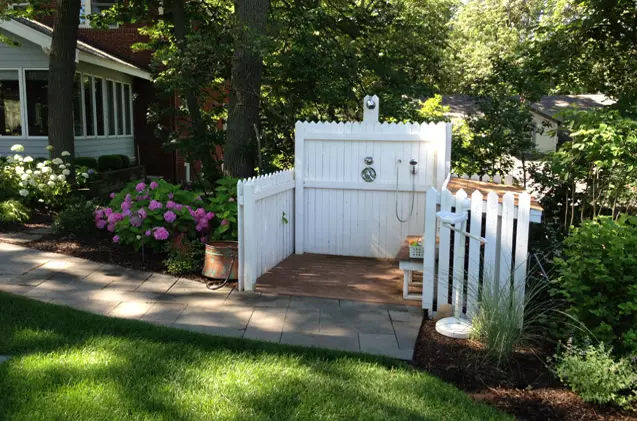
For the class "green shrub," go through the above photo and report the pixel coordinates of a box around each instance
[117,154,131,168]
[470,276,551,367]
[53,200,97,235]
[0,199,31,224]
[97,155,124,172]
[164,251,203,275]
[553,216,637,354]
[74,156,98,169]
[555,342,636,409]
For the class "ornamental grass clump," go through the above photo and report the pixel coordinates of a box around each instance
[470,272,552,368]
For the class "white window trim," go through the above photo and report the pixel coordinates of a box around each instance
[1,67,134,140]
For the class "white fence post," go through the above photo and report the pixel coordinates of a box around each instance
[499,193,515,300]
[242,179,257,291]
[294,122,304,254]
[237,180,245,291]
[422,186,438,312]
[514,192,531,322]
[436,189,453,310]
[452,189,468,318]
[483,192,499,295]
[466,189,483,318]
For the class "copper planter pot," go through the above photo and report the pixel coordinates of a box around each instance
[202,241,238,280]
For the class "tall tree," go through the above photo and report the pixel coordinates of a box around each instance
[447,0,559,92]
[47,0,82,161]
[224,0,270,178]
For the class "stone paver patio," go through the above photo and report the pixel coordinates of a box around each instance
[0,242,422,359]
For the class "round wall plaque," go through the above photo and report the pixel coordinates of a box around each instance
[361,167,377,182]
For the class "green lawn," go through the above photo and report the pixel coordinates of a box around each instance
[0,292,511,421]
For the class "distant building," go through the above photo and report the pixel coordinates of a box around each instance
[441,95,615,153]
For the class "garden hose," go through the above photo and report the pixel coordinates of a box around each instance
[205,254,236,291]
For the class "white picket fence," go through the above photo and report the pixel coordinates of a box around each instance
[237,170,295,291]
[451,173,515,185]
[421,186,532,318]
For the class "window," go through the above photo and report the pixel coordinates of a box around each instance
[2,69,132,139]
[115,82,123,135]
[80,0,118,25]
[83,75,95,136]
[0,70,21,136]
[94,77,105,136]
[73,74,84,137]
[25,70,48,136]
[106,80,115,135]
[123,84,132,135]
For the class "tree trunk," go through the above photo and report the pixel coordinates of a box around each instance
[47,0,81,165]
[224,0,269,178]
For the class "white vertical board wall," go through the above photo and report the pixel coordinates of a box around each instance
[295,120,451,258]
[238,170,295,291]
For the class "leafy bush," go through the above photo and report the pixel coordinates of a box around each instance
[0,144,77,207]
[0,199,31,224]
[553,216,637,354]
[555,342,636,409]
[470,276,551,367]
[97,155,124,172]
[117,154,131,168]
[53,200,98,235]
[94,177,237,255]
[163,238,204,275]
[74,157,98,169]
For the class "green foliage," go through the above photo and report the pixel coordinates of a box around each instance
[447,0,560,92]
[74,157,98,169]
[1,145,74,208]
[163,238,204,275]
[97,155,124,172]
[553,216,637,354]
[117,154,131,168]
[205,177,238,241]
[417,95,450,123]
[529,108,637,233]
[555,342,636,409]
[0,200,31,224]
[471,276,551,367]
[529,0,637,108]
[53,200,98,235]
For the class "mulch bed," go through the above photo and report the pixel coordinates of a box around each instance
[413,319,636,421]
[0,211,54,233]
[15,231,215,285]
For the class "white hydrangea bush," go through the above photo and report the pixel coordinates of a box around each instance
[0,144,86,206]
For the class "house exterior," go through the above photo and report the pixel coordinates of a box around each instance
[0,15,190,182]
[441,95,614,153]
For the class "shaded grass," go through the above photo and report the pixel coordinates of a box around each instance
[0,292,512,421]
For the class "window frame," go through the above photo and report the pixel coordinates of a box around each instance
[0,68,133,140]
[0,67,26,138]
[80,0,119,28]
[23,68,51,138]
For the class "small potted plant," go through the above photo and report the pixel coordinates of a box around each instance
[202,177,238,288]
[409,238,424,259]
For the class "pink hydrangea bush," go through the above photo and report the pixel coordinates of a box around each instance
[94,178,220,251]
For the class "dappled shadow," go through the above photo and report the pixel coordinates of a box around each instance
[0,291,509,421]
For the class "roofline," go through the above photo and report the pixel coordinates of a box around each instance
[530,107,561,123]
[0,19,151,80]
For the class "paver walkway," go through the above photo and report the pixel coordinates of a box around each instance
[0,242,421,359]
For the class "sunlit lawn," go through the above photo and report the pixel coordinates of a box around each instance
[0,292,512,421]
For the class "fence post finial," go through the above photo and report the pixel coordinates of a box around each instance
[363,95,379,124]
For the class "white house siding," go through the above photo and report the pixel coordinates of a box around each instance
[0,32,135,160]
[532,113,558,153]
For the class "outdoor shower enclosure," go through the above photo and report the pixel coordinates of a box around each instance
[237,96,540,319]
